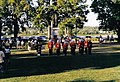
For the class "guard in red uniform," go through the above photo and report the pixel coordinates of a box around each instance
[55,40,61,56]
[78,39,81,54]
[84,39,88,54]
[88,40,92,55]
[70,40,76,55]
[80,39,84,55]
[48,39,53,55]
[78,39,84,55]
[62,41,68,56]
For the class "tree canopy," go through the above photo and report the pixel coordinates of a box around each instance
[32,0,89,36]
[0,0,89,39]
[91,0,120,42]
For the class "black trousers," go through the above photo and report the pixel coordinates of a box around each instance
[49,49,53,55]
[56,49,60,56]
[63,48,67,56]
[71,48,75,55]
[37,51,41,55]
[37,48,41,55]
[88,47,92,55]
[85,47,87,54]
[79,48,84,55]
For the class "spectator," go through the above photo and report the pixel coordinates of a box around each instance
[110,35,114,43]
[99,35,103,44]
[107,35,109,41]
[28,41,32,51]
[21,40,24,49]
[36,41,42,56]
[4,46,11,64]
[0,47,5,73]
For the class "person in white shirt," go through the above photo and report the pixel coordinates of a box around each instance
[4,46,11,64]
[0,47,5,73]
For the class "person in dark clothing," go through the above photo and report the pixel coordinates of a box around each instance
[0,47,5,73]
[62,41,68,56]
[4,46,11,64]
[70,40,76,55]
[88,40,92,55]
[80,39,84,55]
[36,41,42,56]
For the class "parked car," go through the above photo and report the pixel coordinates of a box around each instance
[37,36,48,42]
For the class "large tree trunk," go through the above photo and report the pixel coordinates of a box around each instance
[68,28,72,36]
[13,15,19,39]
[48,25,51,39]
[14,23,19,38]
[65,28,67,36]
[117,28,120,43]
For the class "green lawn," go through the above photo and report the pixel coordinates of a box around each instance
[0,43,120,82]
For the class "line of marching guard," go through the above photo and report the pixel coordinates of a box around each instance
[36,37,92,56]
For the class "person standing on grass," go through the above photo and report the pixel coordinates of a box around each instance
[36,41,42,56]
[9,39,12,49]
[88,39,92,55]
[16,39,20,49]
[110,35,114,43]
[4,45,11,64]
[21,40,24,49]
[48,39,53,55]
[80,39,84,55]
[107,35,109,41]
[70,40,76,55]
[28,40,32,51]
[84,39,88,54]
[77,39,81,54]
[55,40,61,56]
[62,40,68,56]
[0,47,5,73]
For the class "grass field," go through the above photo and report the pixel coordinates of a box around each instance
[0,43,120,82]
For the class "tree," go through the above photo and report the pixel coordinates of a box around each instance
[8,0,31,38]
[0,0,32,38]
[0,0,6,42]
[32,0,54,38]
[57,0,88,36]
[32,0,89,38]
[91,0,120,43]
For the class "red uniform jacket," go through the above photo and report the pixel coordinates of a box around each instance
[48,42,53,49]
[62,43,68,49]
[84,41,88,48]
[55,42,61,49]
[78,41,81,48]
[70,42,76,49]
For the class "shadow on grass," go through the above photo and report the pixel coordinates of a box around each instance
[101,80,116,82]
[1,51,120,79]
[71,79,95,82]
[71,79,115,82]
